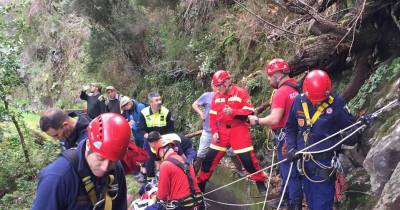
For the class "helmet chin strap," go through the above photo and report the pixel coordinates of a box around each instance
[273,73,287,89]
[220,81,231,93]
[161,145,174,160]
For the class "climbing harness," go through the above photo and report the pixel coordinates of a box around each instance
[298,152,338,183]
[159,156,204,209]
[62,149,119,210]
[201,98,399,206]
[301,95,334,144]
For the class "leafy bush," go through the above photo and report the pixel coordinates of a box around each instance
[348,57,400,112]
[0,119,59,209]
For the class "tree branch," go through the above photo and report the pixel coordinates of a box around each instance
[233,0,304,36]
[391,1,400,32]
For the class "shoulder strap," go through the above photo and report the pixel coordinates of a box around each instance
[62,148,79,169]
[301,95,335,127]
[280,81,301,93]
[166,157,196,197]
[62,149,98,205]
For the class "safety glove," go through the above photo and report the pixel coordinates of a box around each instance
[286,148,301,162]
[359,113,374,127]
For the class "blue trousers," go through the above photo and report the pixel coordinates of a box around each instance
[276,139,302,205]
[302,160,335,210]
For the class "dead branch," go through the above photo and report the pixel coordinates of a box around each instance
[335,0,367,51]
[391,1,400,32]
[233,0,304,36]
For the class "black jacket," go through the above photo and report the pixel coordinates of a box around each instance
[80,91,106,119]
[106,98,121,114]
[61,112,91,150]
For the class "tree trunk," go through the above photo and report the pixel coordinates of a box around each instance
[2,98,33,171]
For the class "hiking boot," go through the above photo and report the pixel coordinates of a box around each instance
[256,181,268,194]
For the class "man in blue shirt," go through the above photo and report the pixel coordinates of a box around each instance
[32,113,131,210]
[285,70,360,210]
[192,88,214,171]
[120,96,147,148]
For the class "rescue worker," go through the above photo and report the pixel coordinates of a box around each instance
[143,132,197,181]
[197,70,267,193]
[39,108,91,150]
[104,86,122,113]
[32,113,130,210]
[146,131,203,210]
[285,70,361,210]
[139,92,175,179]
[248,58,302,209]
[80,83,106,119]
[120,96,147,148]
[192,85,244,174]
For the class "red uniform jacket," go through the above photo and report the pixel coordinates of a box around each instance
[209,84,255,134]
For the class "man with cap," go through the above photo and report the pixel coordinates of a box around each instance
[104,86,123,113]
[80,83,106,119]
[120,96,147,148]
[32,113,130,210]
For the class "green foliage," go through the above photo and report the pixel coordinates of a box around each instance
[85,27,114,73]
[348,57,400,112]
[0,118,59,209]
[0,7,24,100]
[189,32,220,76]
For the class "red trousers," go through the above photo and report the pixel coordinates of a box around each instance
[197,124,266,183]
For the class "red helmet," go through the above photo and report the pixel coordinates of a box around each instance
[302,70,332,104]
[87,113,131,161]
[265,58,290,76]
[212,70,230,86]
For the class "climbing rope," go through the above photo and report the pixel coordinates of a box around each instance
[203,121,358,196]
[204,198,266,206]
[277,162,293,210]
[300,123,365,155]
[262,146,276,210]
[202,98,399,202]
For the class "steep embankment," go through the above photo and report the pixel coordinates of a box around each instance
[0,0,399,209]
